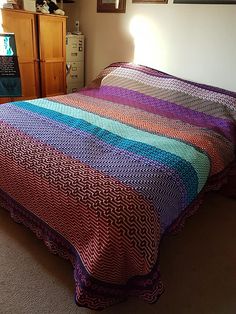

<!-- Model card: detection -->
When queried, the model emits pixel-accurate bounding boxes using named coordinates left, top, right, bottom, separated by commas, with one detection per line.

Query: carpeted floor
left=0, top=192, right=236, bottom=314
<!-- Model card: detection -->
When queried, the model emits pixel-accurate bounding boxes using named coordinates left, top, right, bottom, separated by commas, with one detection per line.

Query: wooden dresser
left=0, top=9, right=66, bottom=104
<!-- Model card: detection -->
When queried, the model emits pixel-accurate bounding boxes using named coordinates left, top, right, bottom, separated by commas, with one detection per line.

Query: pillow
left=100, top=63, right=236, bottom=113
left=86, top=62, right=129, bottom=89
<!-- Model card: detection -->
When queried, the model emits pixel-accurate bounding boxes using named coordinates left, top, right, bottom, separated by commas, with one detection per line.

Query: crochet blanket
left=0, top=63, right=235, bottom=309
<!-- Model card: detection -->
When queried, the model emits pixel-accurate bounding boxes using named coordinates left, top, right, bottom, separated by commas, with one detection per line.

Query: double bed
left=0, top=62, right=235, bottom=309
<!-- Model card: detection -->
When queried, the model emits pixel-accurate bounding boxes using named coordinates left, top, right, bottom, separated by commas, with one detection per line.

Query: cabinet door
left=38, top=15, right=66, bottom=97
left=1, top=9, right=40, bottom=101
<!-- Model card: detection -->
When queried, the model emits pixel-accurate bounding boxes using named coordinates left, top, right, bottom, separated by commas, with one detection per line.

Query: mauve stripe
left=0, top=107, right=190, bottom=232
left=102, top=68, right=236, bottom=108
left=101, top=75, right=234, bottom=120
left=81, top=86, right=235, bottom=142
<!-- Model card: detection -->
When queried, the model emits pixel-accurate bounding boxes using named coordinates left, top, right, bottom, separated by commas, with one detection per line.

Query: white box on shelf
left=23, top=0, right=36, bottom=12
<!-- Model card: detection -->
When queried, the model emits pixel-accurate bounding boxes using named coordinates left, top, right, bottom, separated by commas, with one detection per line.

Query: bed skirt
left=0, top=161, right=235, bottom=310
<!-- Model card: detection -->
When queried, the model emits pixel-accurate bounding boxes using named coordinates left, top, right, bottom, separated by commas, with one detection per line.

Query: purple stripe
left=107, top=63, right=236, bottom=98
left=81, top=86, right=235, bottom=142
left=0, top=104, right=188, bottom=232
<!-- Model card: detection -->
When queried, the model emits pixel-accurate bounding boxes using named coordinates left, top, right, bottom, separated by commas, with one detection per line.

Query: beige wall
left=65, top=0, right=236, bottom=92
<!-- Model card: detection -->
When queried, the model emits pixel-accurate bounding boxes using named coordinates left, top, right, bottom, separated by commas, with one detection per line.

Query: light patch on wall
left=129, top=15, right=166, bottom=70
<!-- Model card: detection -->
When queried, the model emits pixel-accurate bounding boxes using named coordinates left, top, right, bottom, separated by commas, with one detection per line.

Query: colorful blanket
left=0, top=63, right=236, bottom=309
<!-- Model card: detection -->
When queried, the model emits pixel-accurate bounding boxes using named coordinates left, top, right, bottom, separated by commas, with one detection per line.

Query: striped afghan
left=0, top=63, right=235, bottom=309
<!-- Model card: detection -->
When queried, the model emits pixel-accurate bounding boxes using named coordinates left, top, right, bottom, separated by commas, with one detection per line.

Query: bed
left=0, top=62, right=236, bottom=309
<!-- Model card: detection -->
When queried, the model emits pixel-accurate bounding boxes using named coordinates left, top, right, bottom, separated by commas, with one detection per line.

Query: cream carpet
left=0, top=192, right=236, bottom=314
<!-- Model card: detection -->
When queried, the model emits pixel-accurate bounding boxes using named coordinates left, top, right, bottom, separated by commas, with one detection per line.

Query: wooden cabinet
left=1, top=9, right=40, bottom=101
left=0, top=9, right=66, bottom=102
left=38, top=14, right=66, bottom=97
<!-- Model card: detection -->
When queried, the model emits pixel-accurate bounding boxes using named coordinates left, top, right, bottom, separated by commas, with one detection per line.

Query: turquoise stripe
left=14, top=100, right=209, bottom=192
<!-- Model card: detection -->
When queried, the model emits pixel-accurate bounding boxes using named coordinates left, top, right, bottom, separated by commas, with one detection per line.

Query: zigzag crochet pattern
left=0, top=63, right=236, bottom=309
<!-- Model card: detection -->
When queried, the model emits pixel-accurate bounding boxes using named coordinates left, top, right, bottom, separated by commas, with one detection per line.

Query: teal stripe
left=8, top=101, right=199, bottom=203
left=10, top=102, right=199, bottom=204
left=16, top=99, right=210, bottom=192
